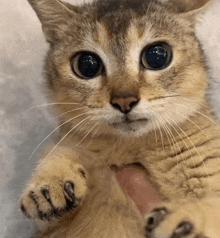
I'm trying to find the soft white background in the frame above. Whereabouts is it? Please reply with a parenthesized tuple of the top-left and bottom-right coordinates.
(0, 0, 220, 237)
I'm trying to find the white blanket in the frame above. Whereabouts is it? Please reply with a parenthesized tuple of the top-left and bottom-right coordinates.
(0, 0, 219, 237)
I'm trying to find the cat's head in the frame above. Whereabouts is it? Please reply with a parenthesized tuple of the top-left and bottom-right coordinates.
(28, 0, 212, 137)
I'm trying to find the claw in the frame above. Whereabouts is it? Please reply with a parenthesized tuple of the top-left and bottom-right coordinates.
(41, 187, 51, 203)
(171, 221, 193, 238)
(29, 191, 39, 206)
(20, 203, 31, 218)
(64, 181, 75, 202)
(145, 207, 168, 233)
(63, 181, 80, 210)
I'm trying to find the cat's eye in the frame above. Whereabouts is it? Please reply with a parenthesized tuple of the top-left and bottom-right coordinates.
(141, 43, 172, 70)
(71, 52, 103, 79)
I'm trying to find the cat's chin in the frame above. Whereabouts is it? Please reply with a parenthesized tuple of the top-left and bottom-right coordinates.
(109, 119, 150, 136)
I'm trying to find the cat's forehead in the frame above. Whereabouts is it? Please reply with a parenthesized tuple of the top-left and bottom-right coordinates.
(80, 0, 181, 45)
(77, 1, 177, 64)
(56, 0, 193, 73)
(86, 0, 155, 35)
(91, 0, 151, 33)
(90, 17, 147, 61)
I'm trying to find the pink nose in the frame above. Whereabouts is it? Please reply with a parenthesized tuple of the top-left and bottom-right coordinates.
(111, 93, 139, 114)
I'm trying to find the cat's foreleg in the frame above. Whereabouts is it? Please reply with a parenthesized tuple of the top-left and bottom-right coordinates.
(28, 166, 147, 238)
(144, 196, 220, 238)
(19, 146, 88, 232)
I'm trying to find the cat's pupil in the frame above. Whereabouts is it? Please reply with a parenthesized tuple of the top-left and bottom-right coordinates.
(142, 44, 171, 70)
(78, 54, 101, 78)
(146, 46, 167, 68)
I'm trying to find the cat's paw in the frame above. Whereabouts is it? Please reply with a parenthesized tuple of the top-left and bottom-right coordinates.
(19, 163, 87, 221)
(144, 203, 208, 238)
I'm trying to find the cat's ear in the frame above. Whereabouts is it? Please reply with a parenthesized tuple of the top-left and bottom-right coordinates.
(28, 0, 79, 43)
(179, 0, 214, 24)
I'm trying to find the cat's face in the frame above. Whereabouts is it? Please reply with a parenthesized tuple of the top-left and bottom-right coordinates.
(30, 0, 209, 137)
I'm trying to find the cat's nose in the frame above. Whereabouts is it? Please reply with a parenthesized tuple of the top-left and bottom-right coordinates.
(111, 92, 139, 114)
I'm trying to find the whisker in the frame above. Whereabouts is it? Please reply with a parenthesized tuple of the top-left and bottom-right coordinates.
(76, 119, 100, 147)
(70, 116, 93, 139)
(19, 102, 86, 115)
(54, 107, 87, 119)
(138, 109, 158, 147)
(174, 103, 220, 128)
(40, 116, 91, 165)
(162, 118, 185, 174)
(152, 120, 158, 147)
(28, 112, 88, 160)
(159, 116, 175, 152)
(164, 113, 197, 169)
(87, 120, 103, 147)
(147, 108, 165, 153)
(169, 108, 217, 150)
(163, 114, 194, 179)
(165, 113, 211, 190)
(162, 121, 181, 172)
(154, 111, 186, 173)
(156, 119, 165, 155)
(160, 116, 178, 152)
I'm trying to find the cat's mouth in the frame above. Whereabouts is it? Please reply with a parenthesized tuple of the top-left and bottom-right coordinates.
(111, 116, 148, 130)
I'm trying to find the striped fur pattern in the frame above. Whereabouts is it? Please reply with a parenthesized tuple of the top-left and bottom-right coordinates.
(19, 0, 220, 237)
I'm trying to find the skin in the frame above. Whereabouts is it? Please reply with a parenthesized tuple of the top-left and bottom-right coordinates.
(116, 167, 163, 215)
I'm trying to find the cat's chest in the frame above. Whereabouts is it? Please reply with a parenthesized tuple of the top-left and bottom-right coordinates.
(74, 133, 177, 171)
(71, 124, 220, 200)
(78, 139, 195, 200)
(78, 139, 146, 167)
(78, 137, 220, 201)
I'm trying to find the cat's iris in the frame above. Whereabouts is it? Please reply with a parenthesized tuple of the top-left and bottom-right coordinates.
(142, 43, 172, 70)
(71, 52, 103, 79)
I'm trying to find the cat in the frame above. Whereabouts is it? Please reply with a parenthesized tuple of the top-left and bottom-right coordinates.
(19, 0, 220, 237)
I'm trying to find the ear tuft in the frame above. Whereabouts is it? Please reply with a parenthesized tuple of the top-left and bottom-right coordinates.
(27, 0, 78, 43)
(173, 0, 212, 12)
(174, 0, 214, 26)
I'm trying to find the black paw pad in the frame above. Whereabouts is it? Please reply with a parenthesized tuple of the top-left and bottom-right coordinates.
(145, 207, 168, 234)
(171, 221, 193, 238)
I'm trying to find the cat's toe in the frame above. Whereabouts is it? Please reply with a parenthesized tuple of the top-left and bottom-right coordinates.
(20, 180, 82, 221)
(39, 182, 80, 218)
(20, 166, 87, 221)
(145, 213, 194, 238)
(144, 202, 211, 238)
